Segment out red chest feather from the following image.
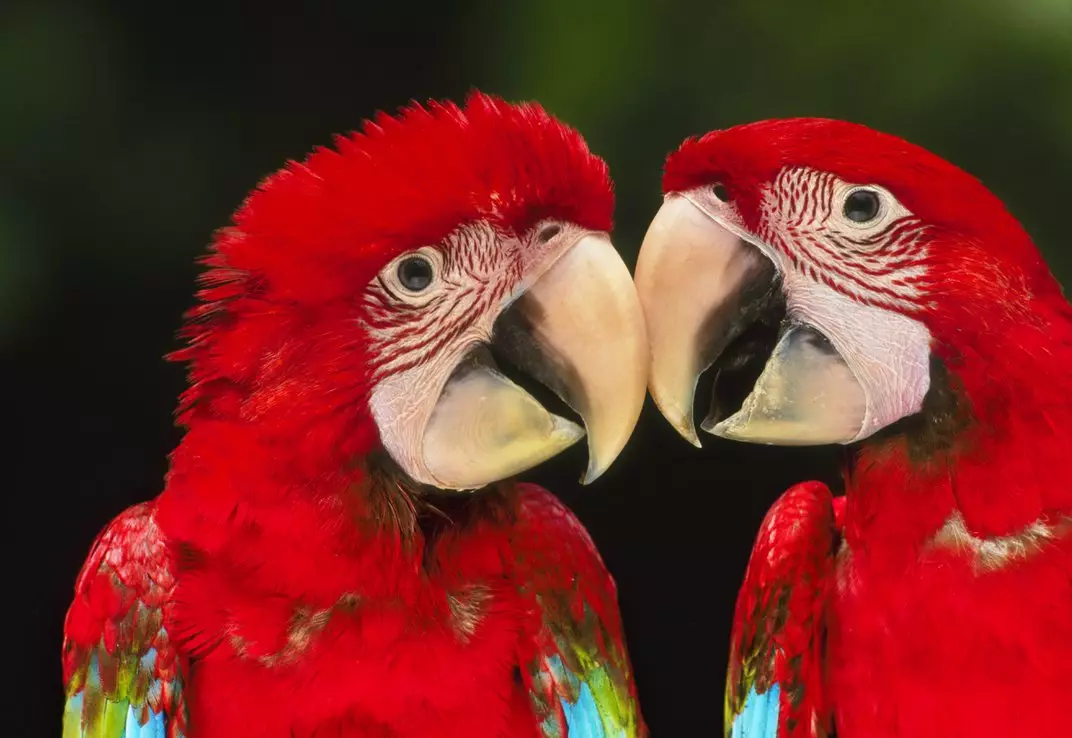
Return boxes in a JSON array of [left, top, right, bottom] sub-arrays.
[[181, 584, 542, 737], [157, 467, 548, 737], [831, 531, 1072, 738]]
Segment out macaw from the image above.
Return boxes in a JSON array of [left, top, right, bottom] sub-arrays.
[[633, 117, 1072, 738], [61, 92, 651, 738]]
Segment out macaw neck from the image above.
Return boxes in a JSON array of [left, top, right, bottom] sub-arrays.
[[157, 417, 511, 608], [843, 300, 1072, 561]]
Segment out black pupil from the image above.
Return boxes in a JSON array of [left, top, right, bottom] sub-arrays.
[[844, 190, 880, 222], [537, 224, 562, 243], [712, 183, 731, 201], [398, 257, 433, 291]]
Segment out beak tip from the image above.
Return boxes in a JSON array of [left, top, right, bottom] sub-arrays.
[[675, 417, 702, 447], [698, 415, 720, 436], [580, 436, 625, 486], [580, 455, 610, 485], [672, 420, 703, 448], [648, 379, 704, 448], [704, 413, 742, 442]]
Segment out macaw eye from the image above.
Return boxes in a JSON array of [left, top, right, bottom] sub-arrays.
[[711, 183, 732, 202], [537, 224, 562, 244], [397, 255, 434, 292], [844, 189, 881, 223]]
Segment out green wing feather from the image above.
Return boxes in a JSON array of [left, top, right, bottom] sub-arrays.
[[514, 485, 647, 738], [62, 502, 189, 738]]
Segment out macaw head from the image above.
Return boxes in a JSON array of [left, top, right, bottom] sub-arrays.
[[172, 91, 648, 490], [635, 117, 1065, 449]]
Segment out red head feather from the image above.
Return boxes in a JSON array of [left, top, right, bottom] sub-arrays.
[[169, 91, 612, 437], [662, 118, 1072, 538], [662, 117, 1064, 326]]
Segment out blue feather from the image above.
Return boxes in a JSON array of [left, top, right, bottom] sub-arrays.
[[66, 647, 176, 738], [140, 646, 158, 673], [147, 710, 167, 738], [65, 692, 84, 715], [731, 683, 781, 738], [124, 707, 141, 738], [560, 681, 605, 738], [542, 654, 622, 738]]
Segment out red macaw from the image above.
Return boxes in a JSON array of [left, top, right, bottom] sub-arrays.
[[634, 117, 1072, 737], [61, 92, 651, 738]]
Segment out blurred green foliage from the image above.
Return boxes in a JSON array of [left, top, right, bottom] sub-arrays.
[[473, 0, 1072, 265], [2, 0, 1071, 347]]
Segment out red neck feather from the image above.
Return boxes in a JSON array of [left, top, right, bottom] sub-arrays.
[[846, 292, 1072, 561]]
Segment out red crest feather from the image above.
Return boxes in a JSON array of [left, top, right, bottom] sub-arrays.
[[168, 91, 612, 427]]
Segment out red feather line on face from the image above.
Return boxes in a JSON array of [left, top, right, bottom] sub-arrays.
[[755, 168, 933, 313], [360, 222, 520, 381], [166, 91, 612, 429], [660, 117, 1065, 327]]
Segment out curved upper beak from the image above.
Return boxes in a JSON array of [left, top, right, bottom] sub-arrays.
[[634, 195, 775, 445], [634, 193, 869, 447], [422, 233, 649, 489]]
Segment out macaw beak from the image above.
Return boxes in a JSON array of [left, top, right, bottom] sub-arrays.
[[634, 193, 869, 447], [421, 233, 650, 488]]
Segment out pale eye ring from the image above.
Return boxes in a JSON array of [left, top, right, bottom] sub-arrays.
[[397, 255, 435, 292], [843, 189, 882, 223]]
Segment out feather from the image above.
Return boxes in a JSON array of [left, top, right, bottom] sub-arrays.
[[516, 486, 647, 738], [725, 482, 837, 738], [62, 503, 188, 738]]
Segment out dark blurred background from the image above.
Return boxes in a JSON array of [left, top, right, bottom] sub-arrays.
[[7, 0, 1071, 734]]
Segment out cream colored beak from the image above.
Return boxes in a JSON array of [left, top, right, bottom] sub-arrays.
[[635, 194, 869, 447], [422, 234, 649, 489], [703, 325, 866, 445], [634, 195, 774, 446]]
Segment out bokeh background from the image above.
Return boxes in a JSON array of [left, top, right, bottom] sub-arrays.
[[8, 0, 1071, 733]]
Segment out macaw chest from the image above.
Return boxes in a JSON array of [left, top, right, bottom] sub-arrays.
[[828, 536, 1072, 738], [176, 588, 543, 737]]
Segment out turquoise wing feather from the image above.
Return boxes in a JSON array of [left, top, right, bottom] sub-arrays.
[[730, 684, 782, 738], [725, 482, 840, 738], [62, 502, 188, 738], [514, 486, 647, 738]]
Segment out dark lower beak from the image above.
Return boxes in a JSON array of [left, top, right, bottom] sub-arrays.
[[420, 234, 649, 488], [634, 194, 867, 446]]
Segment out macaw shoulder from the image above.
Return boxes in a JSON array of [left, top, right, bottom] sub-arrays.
[[64, 501, 176, 652], [63, 500, 188, 738], [725, 481, 839, 738], [513, 483, 616, 590]]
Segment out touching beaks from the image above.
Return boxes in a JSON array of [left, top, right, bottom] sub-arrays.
[[422, 233, 649, 489], [633, 194, 776, 446], [634, 191, 871, 447]]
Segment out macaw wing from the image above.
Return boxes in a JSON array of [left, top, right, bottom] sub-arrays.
[[62, 502, 188, 738], [514, 485, 647, 738], [726, 482, 840, 738]]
